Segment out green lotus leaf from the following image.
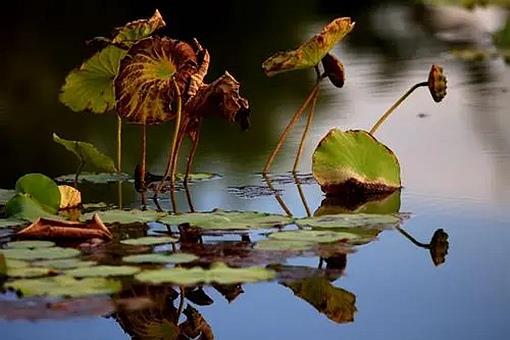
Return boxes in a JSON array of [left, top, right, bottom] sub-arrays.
[[60, 45, 127, 113], [53, 133, 117, 173], [6, 275, 122, 297], [123, 253, 198, 264], [13, 173, 61, 214], [295, 213, 400, 229], [285, 276, 356, 323], [7, 267, 54, 278], [0, 218, 28, 229], [32, 259, 97, 270], [81, 209, 165, 225], [174, 172, 221, 182], [114, 36, 198, 124], [5, 194, 57, 221], [158, 209, 293, 230], [135, 262, 275, 285], [0, 188, 15, 206], [6, 240, 56, 249], [254, 239, 315, 252], [66, 265, 140, 278], [268, 230, 360, 244], [55, 172, 131, 184], [112, 9, 166, 45], [5, 259, 29, 269], [0, 247, 80, 261], [262, 17, 354, 77], [312, 129, 401, 196], [120, 236, 179, 246]]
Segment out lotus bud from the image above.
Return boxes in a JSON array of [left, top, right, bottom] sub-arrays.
[[428, 64, 447, 103], [321, 53, 345, 88], [429, 228, 449, 266]]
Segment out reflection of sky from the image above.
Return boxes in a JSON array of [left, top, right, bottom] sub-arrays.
[[1, 2, 510, 340]]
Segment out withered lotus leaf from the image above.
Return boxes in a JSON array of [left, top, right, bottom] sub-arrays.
[[322, 53, 345, 88], [112, 9, 166, 45], [114, 36, 199, 124], [262, 17, 355, 77], [58, 185, 82, 209]]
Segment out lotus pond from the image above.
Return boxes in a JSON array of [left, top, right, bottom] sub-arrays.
[[1, 1, 510, 339]]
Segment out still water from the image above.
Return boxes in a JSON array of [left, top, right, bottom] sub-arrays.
[[1, 1, 509, 339]]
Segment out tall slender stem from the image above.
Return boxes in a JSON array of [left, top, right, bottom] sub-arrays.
[[116, 114, 122, 173], [262, 83, 321, 175], [369, 82, 428, 135], [262, 174, 292, 217], [395, 226, 429, 248], [140, 123, 147, 190], [294, 174, 312, 217], [184, 129, 201, 186], [292, 89, 319, 173]]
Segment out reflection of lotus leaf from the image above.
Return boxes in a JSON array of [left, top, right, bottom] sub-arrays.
[[6, 275, 122, 297], [66, 265, 140, 278], [120, 236, 179, 246], [136, 262, 275, 285], [123, 253, 198, 264], [0, 247, 80, 261]]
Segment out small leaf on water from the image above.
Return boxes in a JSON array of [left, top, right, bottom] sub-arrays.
[[6, 276, 122, 297], [135, 262, 275, 285], [55, 172, 131, 184], [53, 133, 117, 173], [120, 236, 179, 246], [254, 239, 315, 252], [6, 240, 56, 249], [66, 265, 140, 278], [123, 253, 198, 264], [268, 230, 360, 244], [0, 188, 15, 206], [7, 267, 54, 279], [0, 218, 28, 229], [81, 209, 165, 225], [295, 213, 400, 229], [32, 259, 97, 270], [0, 247, 80, 261]]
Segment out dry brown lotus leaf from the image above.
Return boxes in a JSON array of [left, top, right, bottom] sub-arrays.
[[58, 185, 82, 210], [16, 214, 112, 240], [322, 53, 345, 88], [114, 36, 199, 124], [262, 17, 355, 77], [112, 9, 166, 45]]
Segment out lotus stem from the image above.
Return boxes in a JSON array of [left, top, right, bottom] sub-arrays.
[[369, 81, 428, 135], [184, 182, 195, 213], [140, 123, 147, 190], [116, 115, 122, 173], [184, 130, 201, 186], [292, 88, 319, 174], [293, 174, 312, 217], [262, 174, 293, 217], [176, 286, 185, 323], [262, 83, 321, 174], [395, 226, 429, 248], [74, 158, 85, 188]]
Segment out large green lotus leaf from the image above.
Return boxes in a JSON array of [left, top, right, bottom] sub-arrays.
[[32, 259, 96, 270], [285, 276, 356, 323], [7, 267, 54, 278], [6, 240, 56, 249], [254, 239, 315, 252], [135, 262, 275, 285], [120, 236, 179, 246], [14, 173, 61, 214], [5, 194, 57, 221], [81, 209, 165, 224], [6, 275, 122, 297], [262, 17, 354, 77], [295, 213, 400, 229], [114, 36, 198, 124], [60, 45, 127, 113], [158, 210, 293, 230], [312, 129, 401, 195], [112, 9, 166, 44], [123, 253, 198, 264], [268, 230, 360, 244], [55, 172, 131, 184], [53, 133, 117, 173], [66, 265, 140, 278], [0, 188, 15, 205], [0, 247, 80, 261], [0, 218, 28, 229]]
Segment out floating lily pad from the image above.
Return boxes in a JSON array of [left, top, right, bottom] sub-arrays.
[[112, 9, 166, 45], [0, 189, 15, 205], [0, 218, 28, 229], [53, 133, 117, 173], [6, 276, 122, 297], [60, 45, 127, 113], [32, 259, 97, 270], [268, 230, 360, 244], [254, 239, 315, 252], [5, 259, 29, 269], [55, 172, 131, 184], [5, 240, 56, 249], [123, 253, 198, 264], [159, 210, 293, 230], [295, 213, 400, 229], [312, 129, 401, 196], [120, 236, 178, 246], [0, 247, 80, 261], [81, 209, 165, 225], [7, 267, 54, 278], [66, 265, 140, 278], [262, 17, 355, 77], [135, 262, 275, 285]]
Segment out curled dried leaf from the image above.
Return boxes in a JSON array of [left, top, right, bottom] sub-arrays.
[[58, 185, 82, 210], [112, 9, 166, 45], [322, 53, 345, 88]]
